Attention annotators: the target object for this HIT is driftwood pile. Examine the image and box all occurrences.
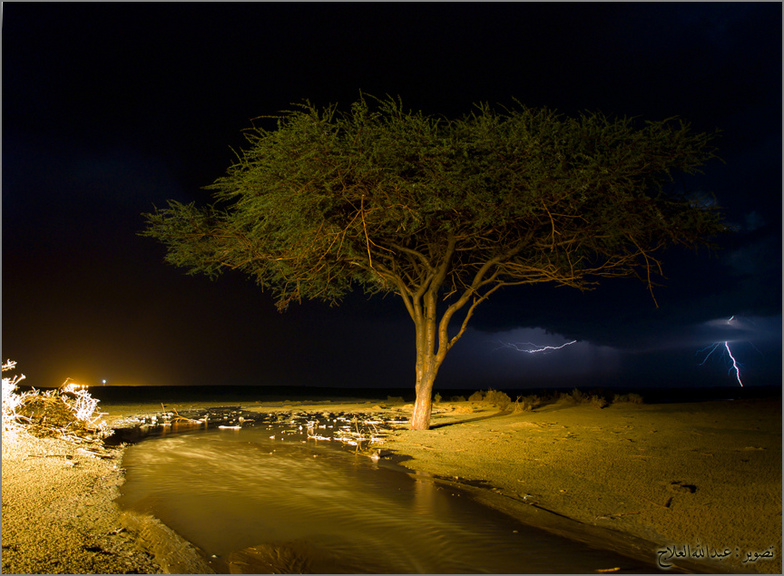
[3,362,111,443]
[16,390,109,441]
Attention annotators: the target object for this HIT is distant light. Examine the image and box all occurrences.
[102,379,107,385]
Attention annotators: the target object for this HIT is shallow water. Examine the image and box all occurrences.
[118,425,655,573]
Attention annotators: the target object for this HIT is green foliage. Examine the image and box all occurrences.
[142,94,725,312]
[142,94,724,429]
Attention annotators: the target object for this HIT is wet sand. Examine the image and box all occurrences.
[2,395,780,574]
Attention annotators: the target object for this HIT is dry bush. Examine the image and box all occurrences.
[556,390,575,404]
[556,388,595,404]
[3,363,111,441]
[513,394,541,413]
[18,385,112,440]
[570,388,587,403]
[589,394,608,409]
[485,389,511,411]
[613,393,644,404]
[19,392,83,436]
[468,389,511,411]
[453,404,474,414]
[449,395,466,402]
[2,359,27,434]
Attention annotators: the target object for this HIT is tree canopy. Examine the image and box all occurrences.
[142,95,724,429]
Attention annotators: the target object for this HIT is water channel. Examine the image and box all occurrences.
[117,423,657,573]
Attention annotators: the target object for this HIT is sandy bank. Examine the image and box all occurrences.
[381,397,782,574]
[1,431,210,574]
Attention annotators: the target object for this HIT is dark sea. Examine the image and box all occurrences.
[82,382,780,408]
[87,384,418,407]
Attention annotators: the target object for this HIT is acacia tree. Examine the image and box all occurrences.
[142,95,724,430]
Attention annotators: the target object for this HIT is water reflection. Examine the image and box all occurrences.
[413,470,438,517]
[118,426,653,573]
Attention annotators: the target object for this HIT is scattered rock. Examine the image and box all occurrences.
[667,481,697,494]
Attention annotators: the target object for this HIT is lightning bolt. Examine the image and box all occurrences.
[724,341,744,387]
[498,340,578,354]
[697,316,744,387]
[724,316,744,387]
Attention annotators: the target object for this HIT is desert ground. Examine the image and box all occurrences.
[381,396,781,574]
[2,393,780,574]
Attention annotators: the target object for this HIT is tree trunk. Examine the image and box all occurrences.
[410,290,441,430]
[411,371,436,430]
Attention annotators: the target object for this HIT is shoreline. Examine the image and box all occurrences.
[3,395,780,574]
[1,430,212,574]
[381,397,781,574]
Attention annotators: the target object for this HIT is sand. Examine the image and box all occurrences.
[382,397,782,574]
[2,395,780,574]
[1,431,211,574]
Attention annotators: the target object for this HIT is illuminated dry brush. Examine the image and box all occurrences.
[2,359,27,435]
[142,94,726,430]
[2,363,111,442]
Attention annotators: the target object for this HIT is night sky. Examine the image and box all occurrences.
[3,3,781,392]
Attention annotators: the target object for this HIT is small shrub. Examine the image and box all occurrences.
[386,396,405,404]
[556,391,574,404]
[485,389,511,411]
[513,394,541,413]
[433,393,442,404]
[613,393,644,404]
[589,394,608,409]
[466,389,511,410]
[449,395,466,402]
[454,404,474,414]
[570,388,586,403]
